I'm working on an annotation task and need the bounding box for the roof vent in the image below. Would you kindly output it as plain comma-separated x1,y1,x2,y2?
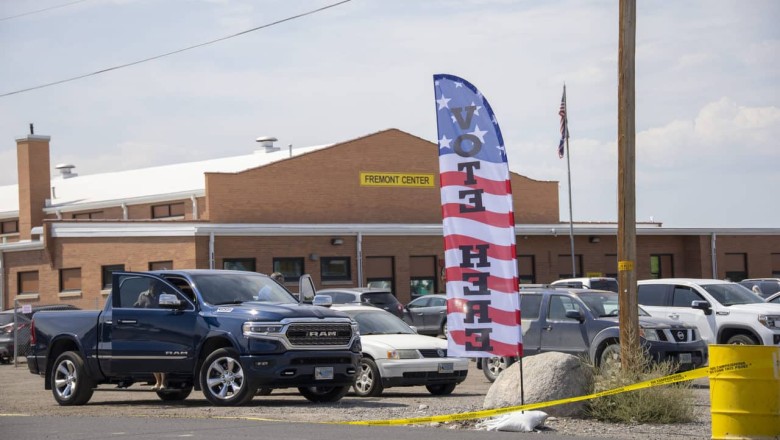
55,163,78,179
255,136,280,153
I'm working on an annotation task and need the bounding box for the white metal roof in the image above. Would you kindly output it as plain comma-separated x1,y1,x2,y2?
0,143,331,218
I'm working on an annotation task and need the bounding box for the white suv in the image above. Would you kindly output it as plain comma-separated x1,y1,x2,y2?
637,278,780,346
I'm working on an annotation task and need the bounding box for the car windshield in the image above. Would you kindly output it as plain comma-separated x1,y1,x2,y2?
590,279,619,292
702,284,765,306
192,273,297,306
345,310,415,335
576,292,650,317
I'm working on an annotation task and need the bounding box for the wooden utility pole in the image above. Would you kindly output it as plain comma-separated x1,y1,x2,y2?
617,0,640,369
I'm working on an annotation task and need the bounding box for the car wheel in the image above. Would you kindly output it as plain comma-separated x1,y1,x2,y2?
199,348,254,406
353,357,384,397
599,343,622,371
482,356,512,382
298,385,351,403
51,351,94,406
426,382,457,395
726,334,758,345
256,387,273,396
439,320,448,339
156,385,193,401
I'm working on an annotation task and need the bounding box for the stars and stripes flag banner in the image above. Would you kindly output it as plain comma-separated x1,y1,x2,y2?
558,85,568,158
433,74,522,358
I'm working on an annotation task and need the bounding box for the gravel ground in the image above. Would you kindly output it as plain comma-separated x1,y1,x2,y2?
0,359,712,439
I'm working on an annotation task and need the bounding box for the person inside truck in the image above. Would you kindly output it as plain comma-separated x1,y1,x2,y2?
133,281,167,390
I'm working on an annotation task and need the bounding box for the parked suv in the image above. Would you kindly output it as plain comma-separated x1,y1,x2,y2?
476,287,707,381
738,278,780,300
637,278,780,345
550,277,619,292
316,288,404,318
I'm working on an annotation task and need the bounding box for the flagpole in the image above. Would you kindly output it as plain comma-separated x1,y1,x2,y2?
564,86,576,277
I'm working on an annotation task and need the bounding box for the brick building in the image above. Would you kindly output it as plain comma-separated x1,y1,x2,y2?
1,129,778,310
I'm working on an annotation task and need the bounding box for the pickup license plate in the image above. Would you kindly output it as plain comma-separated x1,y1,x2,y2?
679,353,692,364
315,367,334,380
438,362,454,373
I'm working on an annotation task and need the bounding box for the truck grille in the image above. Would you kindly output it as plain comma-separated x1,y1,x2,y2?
286,323,353,346
658,328,695,343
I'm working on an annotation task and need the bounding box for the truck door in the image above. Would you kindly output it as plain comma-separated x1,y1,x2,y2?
669,285,717,344
108,273,197,375
540,294,589,356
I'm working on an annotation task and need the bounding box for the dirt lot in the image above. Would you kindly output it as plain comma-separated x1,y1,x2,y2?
0,359,712,439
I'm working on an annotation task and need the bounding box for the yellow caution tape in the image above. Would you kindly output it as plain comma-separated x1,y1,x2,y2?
340,361,758,426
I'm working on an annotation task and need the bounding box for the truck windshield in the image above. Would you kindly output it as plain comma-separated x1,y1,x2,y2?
577,292,651,317
702,283,765,306
192,273,297,306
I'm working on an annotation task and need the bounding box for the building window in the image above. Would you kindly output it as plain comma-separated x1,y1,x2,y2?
365,256,394,291
60,268,82,292
223,258,256,272
1,220,19,234
273,257,304,282
151,202,185,219
73,211,104,220
321,257,351,282
18,271,39,294
409,256,435,298
517,255,536,284
771,253,780,278
102,264,125,289
650,254,674,279
557,254,583,279
724,253,747,282
149,260,173,271
605,254,617,278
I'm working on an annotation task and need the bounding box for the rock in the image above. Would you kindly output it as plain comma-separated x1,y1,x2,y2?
482,352,593,417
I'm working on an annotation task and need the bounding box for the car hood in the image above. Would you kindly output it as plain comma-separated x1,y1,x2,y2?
361,333,447,350
727,303,780,313
206,302,350,321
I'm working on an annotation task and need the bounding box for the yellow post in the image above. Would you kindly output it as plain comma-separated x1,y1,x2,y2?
709,345,780,439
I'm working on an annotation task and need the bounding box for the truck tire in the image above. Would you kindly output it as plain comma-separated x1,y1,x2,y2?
353,357,384,397
426,382,457,395
156,386,193,401
298,385,351,403
199,348,254,406
51,351,95,406
726,334,758,345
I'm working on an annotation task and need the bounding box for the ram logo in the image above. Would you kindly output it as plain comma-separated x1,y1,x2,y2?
308,331,337,337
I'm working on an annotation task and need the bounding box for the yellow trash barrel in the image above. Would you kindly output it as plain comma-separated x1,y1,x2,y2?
709,344,780,439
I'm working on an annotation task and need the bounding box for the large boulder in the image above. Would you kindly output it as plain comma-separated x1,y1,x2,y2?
483,352,593,417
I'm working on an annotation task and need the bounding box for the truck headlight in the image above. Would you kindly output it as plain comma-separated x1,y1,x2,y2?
639,327,660,341
351,321,360,336
758,315,780,330
243,322,284,337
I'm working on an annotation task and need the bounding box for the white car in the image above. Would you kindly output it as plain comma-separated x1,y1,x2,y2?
331,305,469,397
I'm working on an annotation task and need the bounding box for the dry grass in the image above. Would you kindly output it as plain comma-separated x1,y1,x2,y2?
585,340,696,424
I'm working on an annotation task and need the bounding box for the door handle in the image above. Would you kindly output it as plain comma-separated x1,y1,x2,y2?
668,314,679,320
117,319,137,324
104,320,112,325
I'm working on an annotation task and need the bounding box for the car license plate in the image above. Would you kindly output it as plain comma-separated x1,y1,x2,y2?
315,367,334,380
438,362,454,373
679,353,692,364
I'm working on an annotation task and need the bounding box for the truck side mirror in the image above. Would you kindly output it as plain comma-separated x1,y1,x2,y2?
691,300,712,315
565,309,585,322
299,274,316,304
158,293,183,310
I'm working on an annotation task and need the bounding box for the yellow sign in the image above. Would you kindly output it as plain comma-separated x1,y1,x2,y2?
360,172,435,188
618,260,634,271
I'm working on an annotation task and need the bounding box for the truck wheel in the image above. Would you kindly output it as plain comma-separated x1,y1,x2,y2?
156,386,193,401
353,358,383,397
482,356,512,382
199,348,254,406
726,334,758,345
51,351,94,406
426,382,457,395
298,385,350,403
599,343,621,371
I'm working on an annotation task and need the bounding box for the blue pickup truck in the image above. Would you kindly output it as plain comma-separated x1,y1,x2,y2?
27,270,361,406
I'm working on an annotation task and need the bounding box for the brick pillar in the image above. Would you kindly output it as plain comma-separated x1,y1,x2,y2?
16,135,51,240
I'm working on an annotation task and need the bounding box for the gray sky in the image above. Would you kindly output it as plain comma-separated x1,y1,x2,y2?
1,0,778,227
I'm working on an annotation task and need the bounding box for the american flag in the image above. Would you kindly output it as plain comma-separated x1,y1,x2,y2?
558,85,568,158
433,74,522,359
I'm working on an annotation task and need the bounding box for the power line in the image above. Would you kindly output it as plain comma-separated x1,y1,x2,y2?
0,0,91,22
0,0,353,98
